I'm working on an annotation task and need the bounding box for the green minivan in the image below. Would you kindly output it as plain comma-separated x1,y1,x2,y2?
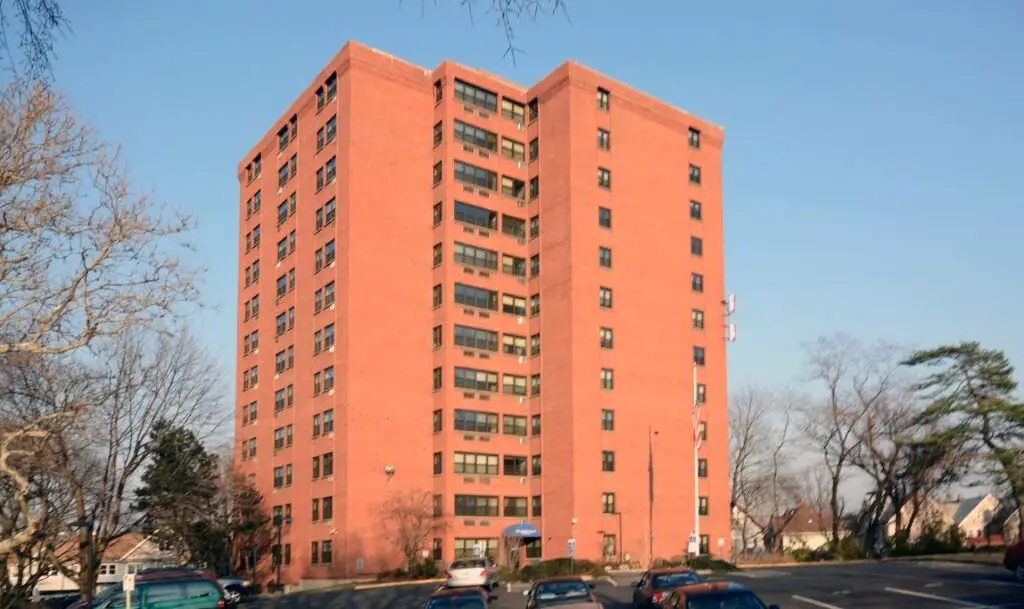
91,576,225,609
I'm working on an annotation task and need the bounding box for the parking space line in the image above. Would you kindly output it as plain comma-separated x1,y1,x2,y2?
884,586,996,607
602,576,619,587
792,594,846,609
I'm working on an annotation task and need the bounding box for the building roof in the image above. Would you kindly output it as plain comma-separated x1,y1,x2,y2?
773,504,833,534
53,532,168,563
952,495,989,525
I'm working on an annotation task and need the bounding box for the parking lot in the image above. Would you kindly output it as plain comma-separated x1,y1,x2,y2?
250,560,1024,608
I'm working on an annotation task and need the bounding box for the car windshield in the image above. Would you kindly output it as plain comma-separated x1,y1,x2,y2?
449,559,486,570
533,581,591,606
652,572,702,589
686,592,768,609
427,595,487,609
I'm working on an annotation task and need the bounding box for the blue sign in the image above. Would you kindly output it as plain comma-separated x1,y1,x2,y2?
568,538,576,558
502,522,541,539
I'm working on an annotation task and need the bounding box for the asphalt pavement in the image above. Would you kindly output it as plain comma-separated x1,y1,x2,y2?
248,560,1024,608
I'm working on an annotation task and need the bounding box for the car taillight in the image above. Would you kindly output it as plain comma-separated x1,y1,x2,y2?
445,571,452,578
217,600,225,608
653,592,664,604
480,570,488,577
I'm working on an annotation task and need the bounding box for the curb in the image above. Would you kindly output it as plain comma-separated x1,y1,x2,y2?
353,578,445,591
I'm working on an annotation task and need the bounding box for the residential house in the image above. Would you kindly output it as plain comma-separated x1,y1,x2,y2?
32,532,178,595
886,494,1000,543
770,504,834,552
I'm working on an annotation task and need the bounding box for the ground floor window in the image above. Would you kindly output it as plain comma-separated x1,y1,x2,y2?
524,539,542,559
454,537,499,559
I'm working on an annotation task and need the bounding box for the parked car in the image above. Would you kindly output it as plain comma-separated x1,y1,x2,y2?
443,557,500,590
213,576,255,602
1004,540,1024,581
522,577,600,609
657,582,779,609
67,570,227,609
424,586,494,608
631,568,704,607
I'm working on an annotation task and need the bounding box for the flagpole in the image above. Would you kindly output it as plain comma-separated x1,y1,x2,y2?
648,424,654,567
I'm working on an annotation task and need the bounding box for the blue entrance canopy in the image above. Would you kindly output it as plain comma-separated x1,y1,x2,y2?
502,522,540,539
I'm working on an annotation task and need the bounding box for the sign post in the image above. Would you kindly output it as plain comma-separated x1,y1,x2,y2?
122,573,136,609
568,538,576,572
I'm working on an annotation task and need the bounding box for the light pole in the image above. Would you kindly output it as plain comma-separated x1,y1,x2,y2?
273,514,291,592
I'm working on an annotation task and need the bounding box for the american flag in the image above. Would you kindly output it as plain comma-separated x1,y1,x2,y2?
692,363,702,449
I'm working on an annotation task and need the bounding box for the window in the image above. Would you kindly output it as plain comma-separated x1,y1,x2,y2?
432,243,442,268
432,538,442,561
599,287,613,309
600,327,613,349
531,415,541,436
454,367,499,392
601,409,614,431
433,161,443,186
432,325,442,349
602,492,616,514
454,283,498,310
597,167,611,189
434,79,443,103
433,121,443,146
273,465,292,488
602,451,615,472
597,88,610,111
502,374,526,396
599,247,612,268
531,374,541,396
692,273,704,293
501,176,525,199
501,294,526,316
433,410,442,433
310,541,319,564
597,128,610,150
503,138,526,162
503,415,527,436
698,459,708,478
454,325,498,351
502,334,526,357
530,334,540,357
433,367,442,391
454,538,498,559
501,98,525,122
432,284,443,308
454,201,498,230
696,384,707,404
454,160,497,190
433,202,443,226
433,452,442,475
693,346,706,366
503,456,527,477
454,242,498,269
454,409,499,433
504,497,528,518
689,164,702,185
692,309,705,330
528,177,539,199
531,455,542,476
699,497,709,516
530,293,540,316
323,409,333,433
532,496,542,517
691,236,703,257
529,254,539,277
501,214,525,238
699,422,707,442
690,200,702,221
601,368,614,390
529,138,538,161
454,120,498,151
502,254,526,277
528,98,538,121
700,535,710,555
454,495,499,517
689,127,701,149
454,452,499,475
323,497,334,520
599,207,611,229
453,79,498,112
325,72,337,102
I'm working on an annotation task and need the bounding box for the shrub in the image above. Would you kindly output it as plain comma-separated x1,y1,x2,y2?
835,535,864,560
790,548,814,563
685,555,738,572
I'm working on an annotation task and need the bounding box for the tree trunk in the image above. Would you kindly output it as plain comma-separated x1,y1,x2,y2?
830,472,842,550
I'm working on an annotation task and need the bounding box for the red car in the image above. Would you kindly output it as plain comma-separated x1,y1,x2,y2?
1004,540,1024,581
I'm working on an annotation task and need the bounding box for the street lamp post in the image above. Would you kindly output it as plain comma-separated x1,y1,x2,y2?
273,515,291,592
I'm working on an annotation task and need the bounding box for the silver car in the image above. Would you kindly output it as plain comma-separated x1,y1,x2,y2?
444,557,499,590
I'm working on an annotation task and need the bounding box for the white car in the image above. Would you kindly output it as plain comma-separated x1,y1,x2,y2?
444,557,499,589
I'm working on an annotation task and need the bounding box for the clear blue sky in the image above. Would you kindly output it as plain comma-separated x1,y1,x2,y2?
49,0,1024,401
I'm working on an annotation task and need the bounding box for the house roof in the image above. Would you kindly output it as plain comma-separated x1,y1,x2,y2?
53,532,164,563
952,495,992,525
772,504,833,534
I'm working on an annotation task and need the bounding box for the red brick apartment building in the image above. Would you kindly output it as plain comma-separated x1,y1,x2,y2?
235,41,728,581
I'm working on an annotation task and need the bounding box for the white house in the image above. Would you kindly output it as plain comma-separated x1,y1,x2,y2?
886,494,1000,542
28,532,178,595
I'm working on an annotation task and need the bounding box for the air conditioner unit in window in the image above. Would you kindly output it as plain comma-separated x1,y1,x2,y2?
517,199,526,208
276,262,281,269
328,345,335,353
274,374,280,380
517,316,524,324
519,437,525,445
516,122,523,131
517,161,523,169
518,396,525,405
328,388,335,396
253,348,258,355
277,187,283,195
518,356,525,365
329,304,335,311
519,477,526,484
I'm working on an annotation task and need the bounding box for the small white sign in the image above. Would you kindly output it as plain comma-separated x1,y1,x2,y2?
687,541,699,555
122,573,136,592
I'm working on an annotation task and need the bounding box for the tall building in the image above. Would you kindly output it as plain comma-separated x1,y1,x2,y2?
235,41,728,581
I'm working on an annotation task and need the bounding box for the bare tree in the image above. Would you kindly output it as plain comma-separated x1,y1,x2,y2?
378,489,439,569
37,331,221,601
411,0,570,63
800,333,902,549
0,0,66,79
0,79,199,358
729,388,805,554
